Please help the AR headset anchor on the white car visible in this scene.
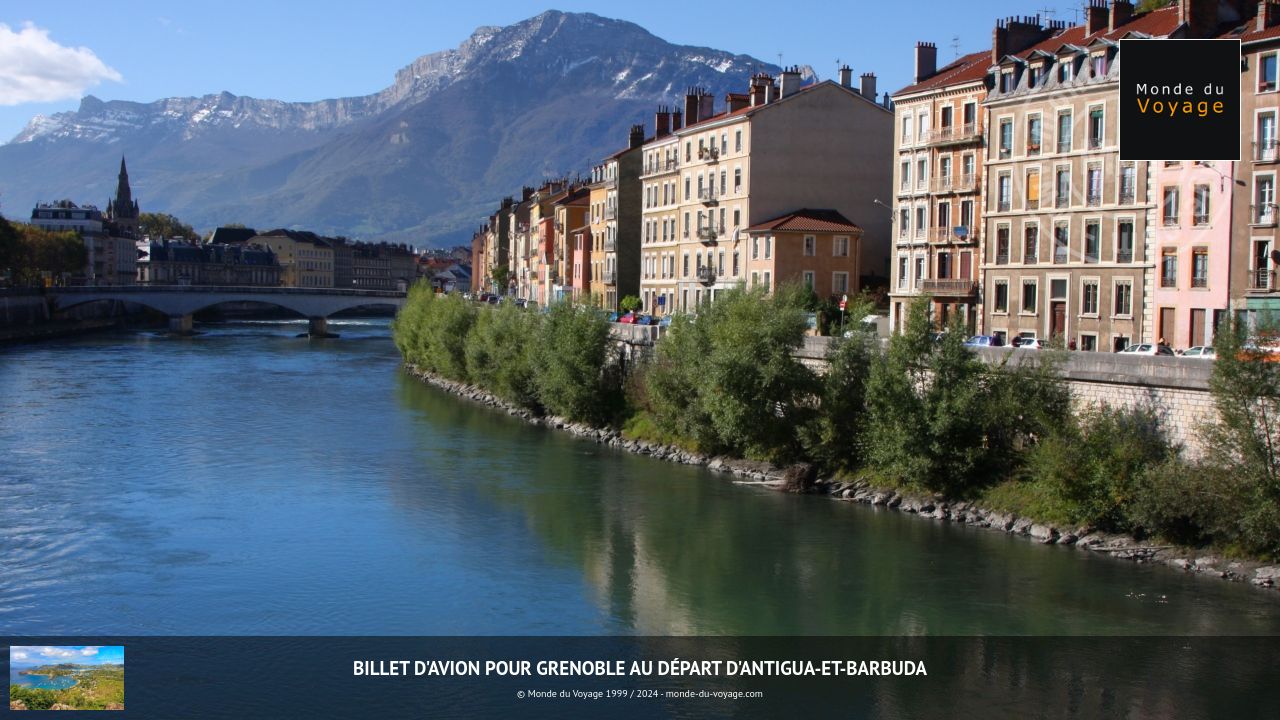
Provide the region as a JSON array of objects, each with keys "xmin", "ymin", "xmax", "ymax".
[
  {"xmin": 1014, "ymin": 337, "xmax": 1045, "ymax": 350},
  {"xmin": 1119, "ymin": 343, "xmax": 1176, "ymax": 356},
  {"xmin": 1181, "ymin": 346, "xmax": 1216, "ymax": 359}
]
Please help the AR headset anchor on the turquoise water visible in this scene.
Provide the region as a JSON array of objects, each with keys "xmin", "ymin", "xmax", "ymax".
[
  {"xmin": 9, "ymin": 667, "xmax": 78, "ymax": 690},
  {"xmin": 1, "ymin": 317, "xmax": 1279, "ymax": 637}
]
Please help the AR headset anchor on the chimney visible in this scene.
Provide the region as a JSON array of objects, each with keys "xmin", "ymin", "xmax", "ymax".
[
  {"xmin": 629, "ymin": 124, "xmax": 645, "ymax": 149},
  {"xmin": 1259, "ymin": 0, "xmax": 1280, "ymax": 30},
  {"xmin": 1109, "ymin": 0, "xmax": 1134, "ymax": 31},
  {"xmin": 522, "ymin": 186, "xmax": 534, "ymax": 202},
  {"xmin": 915, "ymin": 42, "xmax": 938, "ymax": 83},
  {"xmin": 698, "ymin": 89, "xmax": 714, "ymax": 120},
  {"xmin": 764, "ymin": 78, "xmax": 779, "ymax": 103},
  {"xmin": 726, "ymin": 92, "xmax": 749, "ymax": 112},
  {"xmin": 778, "ymin": 66, "xmax": 801, "ymax": 98},
  {"xmin": 749, "ymin": 74, "xmax": 770, "ymax": 106},
  {"xmin": 671, "ymin": 110, "xmax": 683, "ymax": 130},
  {"xmin": 683, "ymin": 87, "xmax": 702, "ymax": 125},
  {"xmin": 992, "ymin": 16, "xmax": 1051, "ymax": 66},
  {"xmin": 838, "ymin": 65, "xmax": 853, "ymax": 88},
  {"xmin": 860, "ymin": 72, "xmax": 877, "ymax": 100},
  {"xmin": 654, "ymin": 106, "xmax": 671, "ymax": 138},
  {"xmin": 1178, "ymin": 0, "xmax": 1217, "ymax": 38},
  {"xmin": 1086, "ymin": 0, "xmax": 1108, "ymax": 35}
]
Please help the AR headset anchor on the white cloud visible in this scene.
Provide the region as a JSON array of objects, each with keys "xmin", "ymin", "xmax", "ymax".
[
  {"xmin": 0, "ymin": 22, "xmax": 122, "ymax": 106},
  {"xmin": 11, "ymin": 649, "xmax": 29, "ymax": 661}
]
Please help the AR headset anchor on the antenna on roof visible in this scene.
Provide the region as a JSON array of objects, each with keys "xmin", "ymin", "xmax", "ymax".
[
  {"xmin": 777, "ymin": 52, "xmax": 783, "ymax": 68},
  {"xmin": 950, "ymin": 36, "xmax": 961, "ymax": 58}
]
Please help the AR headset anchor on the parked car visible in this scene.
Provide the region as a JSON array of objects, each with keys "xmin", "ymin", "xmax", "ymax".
[
  {"xmin": 1180, "ymin": 346, "xmax": 1216, "ymax": 359},
  {"xmin": 487, "ymin": 295, "xmax": 500, "ymax": 304},
  {"xmin": 1119, "ymin": 343, "xmax": 1175, "ymax": 356},
  {"xmin": 607, "ymin": 312, "xmax": 620, "ymax": 323},
  {"xmin": 963, "ymin": 335, "xmax": 1004, "ymax": 347},
  {"xmin": 1014, "ymin": 337, "xmax": 1046, "ymax": 350},
  {"xmin": 635, "ymin": 314, "xmax": 655, "ymax": 326},
  {"xmin": 618, "ymin": 312, "xmax": 636, "ymax": 324},
  {"xmin": 658, "ymin": 315, "xmax": 673, "ymax": 328}
]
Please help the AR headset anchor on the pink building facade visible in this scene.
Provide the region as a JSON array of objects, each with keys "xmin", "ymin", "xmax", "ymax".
[{"xmin": 1151, "ymin": 161, "xmax": 1234, "ymax": 350}]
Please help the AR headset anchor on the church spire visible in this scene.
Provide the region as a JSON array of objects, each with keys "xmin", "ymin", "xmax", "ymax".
[{"xmin": 107, "ymin": 155, "xmax": 140, "ymax": 237}]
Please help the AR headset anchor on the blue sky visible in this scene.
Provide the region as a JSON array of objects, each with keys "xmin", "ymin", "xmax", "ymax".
[
  {"xmin": 0, "ymin": 1, "xmax": 1091, "ymax": 142},
  {"xmin": 9, "ymin": 645, "xmax": 125, "ymax": 667}
]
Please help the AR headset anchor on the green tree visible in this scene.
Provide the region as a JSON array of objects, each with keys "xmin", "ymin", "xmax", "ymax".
[
  {"xmin": 139, "ymin": 212, "xmax": 198, "ymax": 241},
  {"xmin": 531, "ymin": 300, "xmax": 615, "ymax": 424},
  {"xmin": 465, "ymin": 301, "xmax": 540, "ymax": 408},
  {"xmin": 619, "ymin": 295, "xmax": 642, "ymax": 313},
  {"xmin": 418, "ymin": 291, "xmax": 476, "ymax": 380},
  {"xmin": 803, "ymin": 294, "xmax": 876, "ymax": 470},
  {"xmin": 490, "ymin": 265, "xmax": 511, "ymax": 294}
]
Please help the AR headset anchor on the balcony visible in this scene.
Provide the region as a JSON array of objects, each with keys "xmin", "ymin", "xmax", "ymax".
[
  {"xmin": 1057, "ymin": 140, "xmax": 1072, "ymax": 153},
  {"xmin": 1256, "ymin": 140, "xmax": 1278, "ymax": 163},
  {"xmin": 1086, "ymin": 193, "xmax": 1102, "ymax": 207},
  {"xmin": 1253, "ymin": 204, "xmax": 1278, "ymax": 226},
  {"xmin": 697, "ymin": 225, "xmax": 722, "ymax": 243},
  {"xmin": 1055, "ymin": 195, "xmax": 1070, "ymax": 209},
  {"xmin": 697, "ymin": 187, "xmax": 719, "ymax": 205},
  {"xmin": 1053, "ymin": 247, "xmax": 1069, "ymax": 264},
  {"xmin": 1194, "ymin": 213, "xmax": 1210, "ymax": 226},
  {"xmin": 1088, "ymin": 136, "xmax": 1103, "ymax": 150},
  {"xmin": 696, "ymin": 265, "xmax": 716, "ymax": 284},
  {"xmin": 1119, "ymin": 190, "xmax": 1136, "ymax": 205},
  {"xmin": 1117, "ymin": 248, "xmax": 1134, "ymax": 263},
  {"xmin": 927, "ymin": 227, "xmax": 976, "ymax": 244},
  {"xmin": 924, "ymin": 123, "xmax": 981, "ymax": 147},
  {"xmin": 697, "ymin": 146, "xmax": 720, "ymax": 163},
  {"xmin": 643, "ymin": 159, "xmax": 680, "ymax": 175},
  {"xmin": 1191, "ymin": 275, "xmax": 1208, "ymax": 289},
  {"xmin": 995, "ymin": 252, "xmax": 1010, "ymax": 265},
  {"xmin": 1024, "ymin": 247, "xmax": 1038, "ymax": 264},
  {"xmin": 921, "ymin": 279, "xmax": 977, "ymax": 296},
  {"xmin": 603, "ymin": 269, "xmax": 616, "ymax": 285},
  {"xmin": 1026, "ymin": 197, "xmax": 1039, "ymax": 210},
  {"xmin": 1251, "ymin": 268, "xmax": 1273, "ymax": 292}
]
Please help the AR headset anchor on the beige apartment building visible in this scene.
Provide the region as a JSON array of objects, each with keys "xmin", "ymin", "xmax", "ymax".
[
  {"xmin": 253, "ymin": 230, "xmax": 334, "ymax": 288},
  {"xmin": 587, "ymin": 171, "xmax": 610, "ymax": 303},
  {"xmin": 641, "ymin": 68, "xmax": 892, "ymax": 315},
  {"xmin": 979, "ymin": 3, "xmax": 1247, "ymax": 350},
  {"xmin": 1229, "ymin": 4, "xmax": 1280, "ymax": 324},
  {"xmin": 743, "ymin": 209, "xmax": 862, "ymax": 300},
  {"xmin": 890, "ymin": 46, "xmax": 988, "ymax": 333}
]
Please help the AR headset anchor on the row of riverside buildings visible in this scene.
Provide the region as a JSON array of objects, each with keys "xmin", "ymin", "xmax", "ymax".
[
  {"xmin": 27, "ymin": 158, "xmax": 424, "ymax": 291},
  {"xmin": 471, "ymin": 0, "xmax": 1280, "ymax": 353},
  {"xmin": 471, "ymin": 68, "xmax": 895, "ymax": 314},
  {"xmin": 891, "ymin": 0, "xmax": 1280, "ymax": 351}
]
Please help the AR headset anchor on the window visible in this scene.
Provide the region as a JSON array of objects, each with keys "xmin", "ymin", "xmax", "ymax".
[
  {"xmin": 1114, "ymin": 281, "xmax": 1133, "ymax": 316},
  {"xmin": 937, "ymin": 252, "xmax": 951, "ymax": 279},
  {"xmin": 994, "ymin": 280, "xmax": 1009, "ymax": 313},
  {"xmin": 1192, "ymin": 248, "xmax": 1209, "ymax": 288},
  {"xmin": 733, "ymin": 209, "xmax": 740, "ymax": 227},
  {"xmin": 1194, "ymin": 184, "xmax": 1211, "ymax": 225},
  {"xmin": 803, "ymin": 271, "xmax": 815, "ymax": 288},
  {"xmin": 1054, "ymin": 223, "xmax": 1069, "ymax": 264},
  {"xmin": 902, "ymin": 116, "xmax": 912, "ymax": 143},
  {"xmin": 734, "ymin": 168, "xmax": 742, "ymax": 192},
  {"xmin": 898, "ymin": 257, "xmax": 907, "ymax": 288},
  {"xmin": 915, "ymin": 257, "xmax": 925, "ymax": 281},
  {"xmin": 683, "ymin": 253, "xmax": 690, "ymax": 277},
  {"xmin": 1026, "ymin": 168, "xmax": 1040, "ymax": 209},
  {"xmin": 998, "ymin": 173, "xmax": 1012, "ymax": 211},
  {"xmin": 1082, "ymin": 280, "xmax": 1099, "ymax": 315},
  {"xmin": 1091, "ymin": 53, "xmax": 1108, "ymax": 78},
  {"xmin": 960, "ymin": 200, "xmax": 974, "ymax": 229},
  {"xmin": 1057, "ymin": 111, "xmax": 1072, "ymax": 153},
  {"xmin": 1161, "ymin": 248, "xmax": 1178, "ymax": 287},
  {"xmin": 1088, "ymin": 107, "xmax": 1104, "ymax": 149},
  {"xmin": 1000, "ymin": 70, "xmax": 1015, "ymax": 93},
  {"xmin": 995, "ymin": 225, "xmax": 1010, "ymax": 264},
  {"xmin": 1059, "ymin": 60, "xmax": 1072, "ymax": 84},
  {"xmin": 1258, "ymin": 111, "xmax": 1279, "ymax": 162},
  {"xmin": 898, "ymin": 208, "xmax": 909, "ymax": 237},
  {"xmin": 1119, "ymin": 163, "xmax": 1137, "ymax": 204},
  {"xmin": 900, "ymin": 161, "xmax": 910, "ymax": 190},
  {"xmin": 803, "ymin": 235, "xmax": 816, "ymax": 256},
  {"xmin": 1021, "ymin": 280, "xmax": 1038, "ymax": 315},
  {"xmin": 1028, "ymin": 65, "xmax": 1042, "ymax": 87},
  {"xmin": 1027, "ymin": 115, "xmax": 1042, "ymax": 154},
  {"xmin": 763, "ymin": 271, "xmax": 771, "ymax": 291},
  {"xmin": 937, "ymin": 201, "xmax": 951, "ymax": 231},
  {"xmin": 1024, "ymin": 225, "xmax": 1039, "ymax": 264},
  {"xmin": 684, "ymin": 177, "xmax": 691, "ymax": 201},
  {"xmin": 1056, "ymin": 167, "xmax": 1071, "ymax": 208},
  {"xmin": 833, "ymin": 272, "xmax": 849, "ymax": 294},
  {"xmin": 1080, "ymin": 334, "xmax": 1097, "ymax": 352},
  {"xmin": 764, "ymin": 237, "xmax": 772, "ymax": 259},
  {"xmin": 1084, "ymin": 221, "xmax": 1100, "ymax": 263},
  {"xmin": 834, "ymin": 236, "xmax": 850, "ymax": 257},
  {"xmin": 917, "ymin": 158, "xmax": 927, "ymax": 189},
  {"xmin": 939, "ymin": 156, "xmax": 952, "ymax": 184},
  {"xmin": 1086, "ymin": 164, "xmax": 1103, "ymax": 206},
  {"xmin": 735, "ymin": 130, "xmax": 742, "ymax": 153},
  {"xmin": 963, "ymin": 102, "xmax": 976, "ymax": 128},
  {"xmin": 998, "ymin": 119, "xmax": 1013, "ymax": 158},
  {"xmin": 1163, "ymin": 186, "xmax": 1180, "ymax": 226},
  {"xmin": 732, "ymin": 251, "xmax": 740, "ymax": 276},
  {"xmin": 1256, "ymin": 176, "xmax": 1276, "ymax": 223},
  {"xmin": 916, "ymin": 206, "xmax": 927, "ymax": 237},
  {"xmin": 1116, "ymin": 220, "xmax": 1135, "ymax": 262},
  {"xmin": 1261, "ymin": 52, "xmax": 1277, "ymax": 93}
]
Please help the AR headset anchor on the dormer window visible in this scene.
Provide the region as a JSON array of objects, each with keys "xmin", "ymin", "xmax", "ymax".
[
  {"xmin": 1000, "ymin": 70, "xmax": 1015, "ymax": 93},
  {"xmin": 1058, "ymin": 61, "xmax": 1071, "ymax": 83},
  {"xmin": 1091, "ymin": 53, "xmax": 1108, "ymax": 78},
  {"xmin": 1028, "ymin": 65, "xmax": 1042, "ymax": 87}
]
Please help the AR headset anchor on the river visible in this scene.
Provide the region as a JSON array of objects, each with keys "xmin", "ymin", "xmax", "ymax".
[{"xmin": 1, "ymin": 317, "xmax": 1279, "ymax": 638}]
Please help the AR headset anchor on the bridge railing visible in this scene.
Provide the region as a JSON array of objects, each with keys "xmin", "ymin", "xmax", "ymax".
[{"xmin": 49, "ymin": 285, "xmax": 407, "ymax": 299}]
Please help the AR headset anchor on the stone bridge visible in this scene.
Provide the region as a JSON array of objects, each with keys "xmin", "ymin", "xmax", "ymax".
[{"xmin": 49, "ymin": 285, "xmax": 407, "ymax": 335}]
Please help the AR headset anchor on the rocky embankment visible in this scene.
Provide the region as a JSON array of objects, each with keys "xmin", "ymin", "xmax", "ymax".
[{"xmin": 406, "ymin": 365, "xmax": 1280, "ymax": 594}]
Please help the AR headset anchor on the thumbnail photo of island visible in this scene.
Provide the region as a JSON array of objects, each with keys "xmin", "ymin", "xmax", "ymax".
[{"xmin": 9, "ymin": 646, "xmax": 124, "ymax": 711}]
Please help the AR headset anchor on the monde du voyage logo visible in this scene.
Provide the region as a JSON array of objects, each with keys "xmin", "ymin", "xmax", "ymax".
[{"xmin": 1120, "ymin": 38, "xmax": 1241, "ymax": 161}]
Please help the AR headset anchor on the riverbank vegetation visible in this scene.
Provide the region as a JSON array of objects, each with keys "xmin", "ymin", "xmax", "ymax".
[
  {"xmin": 0, "ymin": 217, "xmax": 87, "ymax": 287},
  {"xmin": 393, "ymin": 283, "xmax": 1280, "ymax": 560}
]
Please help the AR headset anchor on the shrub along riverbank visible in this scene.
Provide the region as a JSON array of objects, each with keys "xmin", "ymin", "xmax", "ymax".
[{"xmin": 393, "ymin": 283, "xmax": 1280, "ymax": 562}]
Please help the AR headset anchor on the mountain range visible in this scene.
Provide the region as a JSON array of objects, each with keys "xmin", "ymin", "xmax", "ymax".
[{"xmin": 0, "ymin": 11, "xmax": 809, "ymax": 247}]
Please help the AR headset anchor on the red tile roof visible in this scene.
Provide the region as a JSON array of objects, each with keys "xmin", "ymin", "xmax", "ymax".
[
  {"xmin": 745, "ymin": 209, "xmax": 861, "ymax": 234},
  {"xmin": 893, "ymin": 50, "xmax": 990, "ymax": 97}
]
